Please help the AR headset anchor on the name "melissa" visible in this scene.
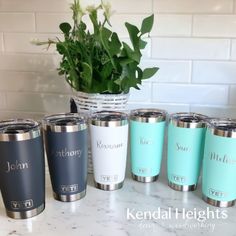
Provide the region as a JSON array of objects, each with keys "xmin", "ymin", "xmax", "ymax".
[{"xmin": 209, "ymin": 152, "xmax": 236, "ymax": 165}]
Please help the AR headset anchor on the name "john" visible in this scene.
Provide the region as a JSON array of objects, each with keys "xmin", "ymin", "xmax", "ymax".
[{"xmin": 5, "ymin": 160, "xmax": 29, "ymax": 173}]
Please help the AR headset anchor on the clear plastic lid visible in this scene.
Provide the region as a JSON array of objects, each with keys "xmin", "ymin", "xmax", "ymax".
[
  {"xmin": 43, "ymin": 113, "xmax": 87, "ymax": 132},
  {"xmin": 169, "ymin": 112, "xmax": 207, "ymax": 128},
  {"xmin": 130, "ymin": 109, "xmax": 167, "ymax": 123},
  {"xmin": 0, "ymin": 119, "xmax": 40, "ymax": 141},
  {"xmin": 90, "ymin": 111, "xmax": 128, "ymax": 127}
]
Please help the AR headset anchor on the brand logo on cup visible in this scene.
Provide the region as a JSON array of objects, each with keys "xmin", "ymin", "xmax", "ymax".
[
  {"xmin": 209, "ymin": 188, "xmax": 228, "ymax": 198},
  {"xmin": 171, "ymin": 174, "xmax": 186, "ymax": 183},
  {"xmin": 60, "ymin": 184, "xmax": 79, "ymax": 193},
  {"xmin": 138, "ymin": 167, "xmax": 151, "ymax": 174},
  {"xmin": 100, "ymin": 175, "xmax": 118, "ymax": 182},
  {"xmin": 11, "ymin": 199, "xmax": 33, "ymax": 210}
]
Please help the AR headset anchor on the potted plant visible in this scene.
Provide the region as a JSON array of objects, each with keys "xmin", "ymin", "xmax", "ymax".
[
  {"xmin": 34, "ymin": 0, "xmax": 158, "ymax": 107},
  {"xmin": 34, "ymin": 0, "xmax": 158, "ymax": 172}
]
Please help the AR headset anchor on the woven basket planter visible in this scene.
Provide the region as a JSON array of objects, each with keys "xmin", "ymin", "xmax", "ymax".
[{"xmin": 71, "ymin": 91, "xmax": 129, "ymax": 173}]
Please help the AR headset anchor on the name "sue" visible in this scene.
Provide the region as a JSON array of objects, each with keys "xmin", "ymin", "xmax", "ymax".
[{"xmin": 176, "ymin": 143, "xmax": 190, "ymax": 152}]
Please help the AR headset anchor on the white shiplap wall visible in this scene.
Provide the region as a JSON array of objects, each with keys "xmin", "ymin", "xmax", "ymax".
[{"xmin": 0, "ymin": 0, "xmax": 236, "ymax": 119}]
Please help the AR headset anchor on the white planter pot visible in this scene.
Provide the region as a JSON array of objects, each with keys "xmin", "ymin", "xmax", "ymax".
[
  {"xmin": 72, "ymin": 91, "xmax": 129, "ymax": 112},
  {"xmin": 71, "ymin": 91, "xmax": 129, "ymax": 173}
]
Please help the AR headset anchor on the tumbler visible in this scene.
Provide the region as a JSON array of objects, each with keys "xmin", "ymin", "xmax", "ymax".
[
  {"xmin": 90, "ymin": 111, "xmax": 129, "ymax": 191},
  {"xmin": 0, "ymin": 119, "xmax": 45, "ymax": 219},
  {"xmin": 130, "ymin": 109, "xmax": 167, "ymax": 182},
  {"xmin": 43, "ymin": 113, "xmax": 87, "ymax": 202},
  {"xmin": 167, "ymin": 113, "xmax": 207, "ymax": 191},
  {"xmin": 202, "ymin": 119, "xmax": 236, "ymax": 207}
]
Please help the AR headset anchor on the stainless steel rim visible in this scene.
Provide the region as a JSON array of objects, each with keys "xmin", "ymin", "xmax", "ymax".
[
  {"xmin": 130, "ymin": 109, "xmax": 166, "ymax": 123},
  {"xmin": 168, "ymin": 181, "xmax": 197, "ymax": 192},
  {"xmin": 132, "ymin": 173, "xmax": 158, "ymax": 183},
  {"xmin": 6, "ymin": 203, "xmax": 45, "ymax": 219},
  {"xmin": 202, "ymin": 195, "xmax": 235, "ymax": 208},
  {"xmin": 43, "ymin": 113, "xmax": 87, "ymax": 133},
  {"xmin": 169, "ymin": 112, "xmax": 207, "ymax": 128},
  {"xmin": 53, "ymin": 190, "xmax": 86, "ymax": 202},
  {"xmin": 90, "ymin": 111, "xmax": 128, "ymax": 127},
  {"xmin": 94, "ymin": 181, "xmax": 123, "ymax": 191},
  {"xmin": 0, "ymin": 119, "xmax": 41, "ymax": 142},
  {"xmin": 207, "ymin": 119, "xmax": 236, "ymax": 138}
]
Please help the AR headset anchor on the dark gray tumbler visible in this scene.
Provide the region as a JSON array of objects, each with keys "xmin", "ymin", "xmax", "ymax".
[
  {"xmin": 0, "ymin": 119, "xmax": 45, "ymax": 219},
  {"xmin": 43, "ymin": 113, "xmax": 87, "ymax": 202}
]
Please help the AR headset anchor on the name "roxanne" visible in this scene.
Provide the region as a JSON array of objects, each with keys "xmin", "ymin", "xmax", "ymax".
[{"xmin": 97, "ymin": 141, "xmax": 123, "ymax": 150}]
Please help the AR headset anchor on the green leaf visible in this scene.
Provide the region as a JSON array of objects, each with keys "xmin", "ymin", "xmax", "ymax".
[
  {"xmin": 110, "ymin": 33, "xmax": 122, "ymax": 56},
  {"xmin": 100, "ymin": 27, "xmax": 118, "ymax": 70},
  {"xmin": 121, "ymin": 76, "xmax": 140, "ymax": 93},
  {"xmin": 100, "ymin": 27, "xmax": 112, "ymax": 50},
  {"xmin": 119, "ymin": 57, "xmax": 134, "ymax": 66},
  {"xmin": 142, "ymin": 67, "xmax": 159, "ymax": 80},
  {"xmin": 125, "ymin": 22, "xmax": 140, "ymax": 51},
  {"xmin": 69, "ymin": 73, "xmax": 79, "ymax": 90},
  {"xmin": 117, "ymin": 62, "xmax": 141, "ymax": 93},
  {"xmin": 107, "ymin": 81, "xmax": 120, "ymax": 93},
  {"xmin": 136, "ymin": 67, "xmax": 143, "ymax": 81},
  {"xmin": 80, "ymin": 21, "xmax": 87, "ymax": 31},
  {"xmin": 122, "ymin": 42, "xmax": 141, "ymax": 63},
  {"xmin": 100, "ymin": 62, "xmax": 113, "ymax": 79},
  {"xmin": 59, "ymin": 22, "xmax": 72, "ymax": 36},
  {"xmin": 141, "ymin": 14, "xmax": 154, "ymax": 35},
  {"xmin": 56, "ymin": 43, "xmax": 66, "ymax": 55},
  {"xmin": 89, "ymin": 10, "xmax": 99, "ymax": 35},
  {"xmin": 80, "ymin": 62, "xmax": 93, "ymax": 90},
  {"xmin": 90, "ymin": 69, "xmax": 110, "ymax": 93},
  {"xmin": 139, "ymin": 39, "xmax": 147, "ymax": 49}
]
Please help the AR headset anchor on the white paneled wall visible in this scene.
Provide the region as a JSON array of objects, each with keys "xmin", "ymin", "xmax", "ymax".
[{"xmin": 0, "ymin": 0, "xmax": 236, "ymax": 119}]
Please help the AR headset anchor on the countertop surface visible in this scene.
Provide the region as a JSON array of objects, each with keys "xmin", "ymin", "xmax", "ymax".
[{"xmin": 0, "ymin": 173, "xmax": 236, "ymax": 236}]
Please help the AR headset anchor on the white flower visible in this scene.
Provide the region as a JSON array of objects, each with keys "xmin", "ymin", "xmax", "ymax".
[
  {"xmin": 101, "ymin": 1, "xmax": 112, "ymax": 19},
  {"xmin": 30, "ymin": 38, "xmax": 43, "ymax": 45},
  {"xmin": 71, "ymin": 0, "xmax": 85, "ymax": 24},
  {"xmin": 86, "ymin": 4, "xmax": 96, "ymax": 13}
]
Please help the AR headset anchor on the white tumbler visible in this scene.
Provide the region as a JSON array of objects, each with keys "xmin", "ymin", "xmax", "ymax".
[{"xmin": 90, "ymin": 111, "xmax": 129, "ymax": 191}]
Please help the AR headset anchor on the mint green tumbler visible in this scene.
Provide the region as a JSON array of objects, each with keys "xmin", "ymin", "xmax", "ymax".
[
  {"xmin": 202, "ymin": 119, "xmax": 236, "ymax": 207},
  {"xmin": 130, "ymin": 109, "xmax": 167, "ymax": 183},
  {"xmin": 167, "ymin": 113, "xmax": 207, "ymax": 191}
]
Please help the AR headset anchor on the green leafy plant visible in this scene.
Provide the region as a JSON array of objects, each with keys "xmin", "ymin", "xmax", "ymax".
[{"xmin": 34, "ymin": 0, "xmax": 158, "ymax": 94}]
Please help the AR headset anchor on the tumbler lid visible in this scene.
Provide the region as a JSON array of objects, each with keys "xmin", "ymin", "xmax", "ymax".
[
  {"xmin": 90, "ymin": 111, "xmax": 128, "ymax": 127},
  {"xmin": 43, "ymin": 113, "xmax": 87, "ymax": 132},
  {"xmin": 130, "ymin": 109, "xmax": 167, "ymax": 123},
  {"xmin": 0, "ymin": 119, "xmax": 41, "ymax": 141},
  {"xmin": 170, "ymin": 112, "xmax": 207, "ymax": 128},
  {"xmin": 207, "ymin": 118, "xmax": 236, "ymax": 138}
]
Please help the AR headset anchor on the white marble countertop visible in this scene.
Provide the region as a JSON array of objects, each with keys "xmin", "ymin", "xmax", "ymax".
[{"xmin": 0, "ymin": 172, "xmax": 236, "ymax": 236}]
